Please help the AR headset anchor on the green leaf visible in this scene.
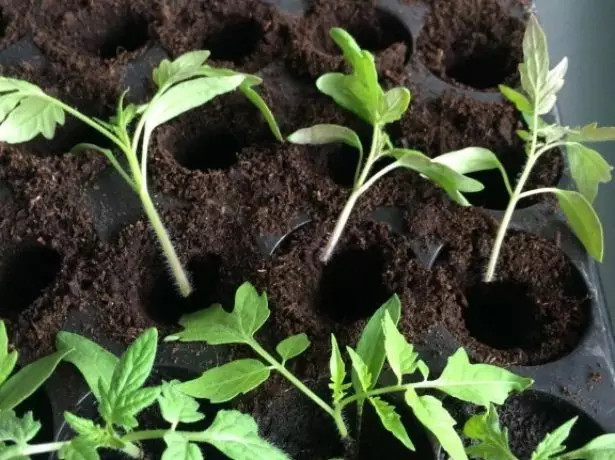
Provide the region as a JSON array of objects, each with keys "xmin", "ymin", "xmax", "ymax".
[
  {"xmin": 167, "ymin": 282, "xmax": 269, "ymax": 344},
  {"xmin": 153, "ymin": 50, "xmax": 211, "ymax": 89},
  {"xmin": 433, "ymin": 147, "xmax": 511, "ymax": 196},
  {"xmin": 390, "ymin": 149, "xmax": 485, "ymax": 206},
  {"xmin": 464, "ymin": 405, "xmax": 518, "ymax": 460},
  {"xmin": 353, "ymin": 295, "xmax": 401, "ymax": 397},
  {"xmin": 0, "ymin": 321, "xmax": 18, "ymax": 387},
  {"xmin": 521, "ymin": 15, "xmax": 549, "ymax": 98},
  {"xmin": 566, "ymin": 143, "xmax": 613, "ymax": 203},
  {"xmin": 346, "ymin": 347, "xmax": 372, "ymax": 392},
  {"xmin": 329, "ymin": 335, "xmax": 350, "ymax": 403},
  {"xmin": 551, "ymin": 189, "xmax": 604, "ymax": 261},
  {"xmin": 405, "ymin": 389, "xmax": 467, "ymax": 460},
  {"xmin": 159, "ymin": 380, "xmax": 205, "ymax": 425},
  {"xmin": 180, "ymin": 359, "xmax": 270, "ymax": 404},
  {"xmin": 382, "ymin": 311, "xmax": 427, "ymax": 384},
  {"xmin": 0, "ymin": 411, "xmax": 40, "ymax": 445},
  {"xmin": 145, "ymin": 75, "xmax": 245, "ymax": 133},
  {"xmin": 316, "ymin": 28, "xmax": 382, "ymax": 124},
  {"xmin": 239, "ymin": 84, "xmax": 283, "ymax": 142},
  {"xmin": 0, "ymin": 95, "xmax": 65, "ymax": 143},
  {"xmin": 98, "ymin": 328, "xmax": 158, "ymax": 428},
  {"xmin": 200, "ymin": 410, "xmax": 290, "ymax": 460},
  {"xmin": 380, "ymin": 87, "xmax": 411, "ymax": 124},
  {"xmin": 0, "ymin": 349, "xmax": 72, "ymax": 411},
  {"xmin": 276, "ymin": 334, "xmax": 310, "ymax": 363},
  {"xmin": 369, "ymin": 397, "xmax": 415, "ymax": 451},
  {"xmin": 58, "ymin": 437, "xmax": 100, "ymax": 460},
  {"xmin": 162, "ymin": 432, "xmax": 203, "ymax": 460},
  {"xmin": 560, "ymin": 434, "xmax": 615, "ymax": 459},
  {"xmin": 63, "ymin": 413, "xmax": 122, "ymax": 449},
  {"xmin": 499, "ymin": 85, "xmax": 532, "ymax": 113},
  {"xmin": 287, "ymin": 124, "xmax": 363, "ymax": 153},
  {"xmin": 531, "ymin": 417, "xmax": 577, "ymax": 460},
  {"xmin": 568, "ymin": 122, "xmax": 615, "ymax": 143},
  {"xmin": 55, "ymin": 332, "xmax": 119, "ymax": 403},
  {"xmin": 437, "ymin": 349, "xmax": 533, "ymax": 406}
]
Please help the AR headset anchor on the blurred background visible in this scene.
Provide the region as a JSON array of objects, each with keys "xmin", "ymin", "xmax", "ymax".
[{"xmin": 537, "ymin": 0, "xmax": 615, "ymax": 326}]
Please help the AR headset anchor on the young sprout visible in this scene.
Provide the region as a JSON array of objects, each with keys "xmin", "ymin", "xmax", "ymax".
[
  {"xmin": 464, "ymin": 404, "xmax": 615, "ymax": 459},
  {"xmin": 288, "ymin": 28, "xmax": 505, "ymax": 263},
  {"xmin": 484, "ymin": 15, "xmax": 615, "ymax": 282},
  {"xmin": 167, "ymin": 282, "xmax": 533, "ymax": 459},
  {"xmin": 0, "ymin": 319, "xmax": 289, "ymax": 460},
  {"xmin": 0, "ymin": 51, "xmax": 282, "ymax": 297}
]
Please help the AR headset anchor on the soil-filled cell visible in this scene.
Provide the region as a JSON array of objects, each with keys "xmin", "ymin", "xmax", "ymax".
[
  {"xmin": 288, "ymin": 4, "xmax": 412, "ymax": 80},
  {"xmin": 317, "ymin": 247, "xmax": 392, "ymax": 322},
  {"xmin": 442, "ymin": 229, "xmax": 591, "ymax": 365},
  {"xmin": 175, "ymin": 132, "xmax": 242, "ymax": 172},
  {"xmin": 417, "ymin": 0, "xmax": 524, "ymax": 90},
  {"xmin": 142, "ymin": 254, "xmax": 222, "ymax": 326},
  {"xmin": 0, "ymin": 245, "xmax": 62, "ymax": 319},
  {"xmin": 464, "ymin": 280, "xmax": 543, "ymax": 350},
  {"xmin": 204, "ymin": 16, "xmax": 263, "ymax": 65}
]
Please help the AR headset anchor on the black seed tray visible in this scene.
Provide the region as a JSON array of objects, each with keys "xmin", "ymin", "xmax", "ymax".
[{"xmin": 0, "ymin": 0, "xmax": 613, "ymax": 458}]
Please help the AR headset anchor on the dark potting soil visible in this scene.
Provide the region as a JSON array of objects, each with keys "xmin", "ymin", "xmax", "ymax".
[{"xmin": 0, "ymin": 0, "xmax": 593, "ymax": 457}]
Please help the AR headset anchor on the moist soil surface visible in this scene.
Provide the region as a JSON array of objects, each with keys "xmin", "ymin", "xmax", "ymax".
[{"xmin": 0, "ymin": 0, "xmax": 592, "ymax": 458}]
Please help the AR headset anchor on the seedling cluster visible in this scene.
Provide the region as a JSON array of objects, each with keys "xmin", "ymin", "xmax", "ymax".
[
  {"xmin": 1, "ymin": 11, "xmax": 614, "ymax": 460},
  {"xmin": 0, "ymin": 51, "xmax": 281, "ymax": 297}
]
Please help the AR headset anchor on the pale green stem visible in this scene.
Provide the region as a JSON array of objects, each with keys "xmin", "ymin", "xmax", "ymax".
[
  {"xmin": 518, "ymin": 187, "xmax": 557, "ymax": 199},
  {"xmin": 11, "ymin": 441, "xmax": 67, "ymax": 457},
  {"xmin": 139, "ymin": 189, "xmax": 192, "ymax": 297},
  {"xmin": 484, "ymin": 106, "xmax": 541, "ymax": 282},
  {"xmin": 321, "ymin": 125, "xmax": 382, "ymax": 263},
  {"xmin": 249, "ymin": 340, "xmax": 335, "ymax": 417}
]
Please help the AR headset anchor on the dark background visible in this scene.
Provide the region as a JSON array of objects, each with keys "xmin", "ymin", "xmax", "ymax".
[{"xmin": 537, "ymin": 0, "xmax": 615, "ymax": 325}]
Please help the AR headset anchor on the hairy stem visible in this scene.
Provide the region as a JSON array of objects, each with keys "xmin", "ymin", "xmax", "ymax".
[
  {"xmin": 321, "ymin": 125, "xmax": 381, "ymax": 263},
  {"xmin": 484, "ymin": 107, "xmax": 541, "ymax": 282},
  {"xmin": 139, "ymin": 190, "xmax": 193, "ymax": 297}
]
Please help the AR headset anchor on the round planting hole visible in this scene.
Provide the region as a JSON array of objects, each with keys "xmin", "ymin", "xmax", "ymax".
[
  {"xmin": 0, "ymin": 245, "xmax": 62, "ymax": 319},
  {"xmin": 98, "ymin": 14, "xmax": 149, "ymax": 59},
  {"xmin": 320, "ymin": 8, "xmax": 413, "ymax": 62},
  {"xmin": 327, "ymin": 143, "xmax": 361, "ymax": 188},
  {"xmin": 143, "ymin": 254, "xmax": 222, "ymax": 325},
  {"xmin": 317, "ymin": 247, "xmax": 391, "ymax": 322},
  {"xmin": 464, "ymin": 280, "xmax": 543, "ymax": 350},
  {"xmin": 174, "ymin": 131, "xmax": 241, "ymax": 172},
  {"xmin": 204, "ymin": 16, "xmax": 263, "ymax": 64},
  {"xmin": 445, "ymin": 41, "xmax": 517, "ymax": 90}
]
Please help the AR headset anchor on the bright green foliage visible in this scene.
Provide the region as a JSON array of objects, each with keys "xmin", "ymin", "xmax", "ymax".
[
  {"xmin": 288, "ymin": 27, "xmax": 500, "ymax": 262},
  {"xmin": 486, "ymin": 15, "xmax": 615, "ymax": 281},
  {"xmin": 329, "ymin": 335, "xmax": 351, "ymax": 403},
  {"xmin": 169, "ymin": 282, "xmax": 533, "ymax": 459},
  {"xmin": 0, "ymin": 322, "xmax": 17, "ymax": 388},
  {"xmin": 180, "ymin": 359, "xmax": 271, "ymax": 403},
  {"xmin": 436, "ymin": 349, "xmax": 533, "ymax": 406},
  {"xmin": 158, "ymin": 380, "xmax": 205, "ymax": 426},
  {"xmin": 55, "ymin": 332, "xmax": 118, "ymax": 403},
  {"xmin": 465, "ymin": 404, "xmax": 615, "ymax": 460},
  {"xmin": 0, "ymin": 321, "xmax": 286, "ymax": 460},
  {"xmin": 166, "ymin": 282, "xmax": 270, "ymax": 344},
  {"xmin": 0, "ymin": 51, "xmax": 282, "ymax": 297},
  {"xmin": 0, "ymin": 347, "xmax": 71, "ymax": 412},
  {"xmin": 98, "ymin": 329, "xmax": 160, "ymax": 429},
  {"xmin": 276, "ymin": 334, "xmax": 311, "ymax": 363}
]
